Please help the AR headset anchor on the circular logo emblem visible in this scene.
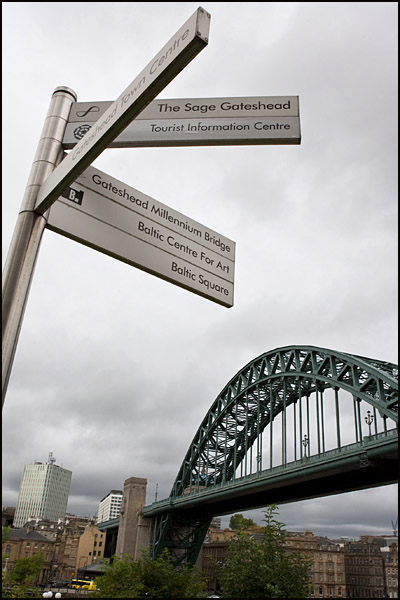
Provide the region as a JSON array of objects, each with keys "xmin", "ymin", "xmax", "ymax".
[{"xmin": 73, "ymin": 124, "xmax": 92, "ymax": 140}]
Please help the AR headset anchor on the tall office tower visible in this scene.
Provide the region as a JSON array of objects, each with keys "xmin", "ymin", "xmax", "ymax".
[
  {"xmin": 97, "ymin": 490, "xmax": 123, "ymax": 524},
  {"xmin": 13, "ymin": 452, "xmax": 72, "ymax": 528}
]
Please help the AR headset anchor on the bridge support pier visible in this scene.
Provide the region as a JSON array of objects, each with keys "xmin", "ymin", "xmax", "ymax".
[{"xmin": 115, "ymin": 477, "xmax": 151, "ymax": 559}]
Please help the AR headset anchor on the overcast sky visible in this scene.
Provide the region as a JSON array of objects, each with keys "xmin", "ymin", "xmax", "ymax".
[{"xmin": 2, "ymin": 2, "xmax": 398, "ymax": 539}]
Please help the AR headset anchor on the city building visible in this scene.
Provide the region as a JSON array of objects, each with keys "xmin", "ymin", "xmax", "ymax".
[
  {"xmin": 75, "ymin": 523, "xmax": 106, "ymax": 570},
  {"xmin": 2, "ymin": 516, "xmax": 107, "ymax": 584},
  {"xmin": 2, "ymin": 527, "xmax": 54, "ymax": 584},
  {"xmin": 13, "ymin": 453, "xmax": 72, "ymax": 528},
  {"xmin": 382, "ymin": 543, "xmax": 398, "ymax": 599},
  {"xmin": 37, "ymin": 516, "xmax": 102, "ymax": 582},
  {"xmin": 201, "ymin": 526, "xmax": 348, "ymax": 598},
  {"xmin": 344, "ymin": 538, "xmax": 385, "ymax": 598},
  {"xmin": 2, "ymin": 506, "xmax": 15, "ymax": 527},
  {"xmin": 97, "ymin": 490, "xmax": 123, "ymax": 524},
  {"xmin": 285, "ymin": 531, "xmax": 346, "ymax": 599}
]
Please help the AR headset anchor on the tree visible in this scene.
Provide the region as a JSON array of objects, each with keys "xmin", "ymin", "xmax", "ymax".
[
  {"xmin": 2, "ymin": 553, "xmax": 44, "ymax": 598},
  {"xmin": 8, "ymin": 553, "xmax": 44, "ymax": 585},
  {"xmin": 229, "ymin": 513, "xmax": 257, "ymax": 530},
  {"xmin": 2, "ymin": 527, "xmax": 11, "ymax": 544},
  {"xmin": 217, "ymin": 505, "xmax": 312, "ymax": 598},
  {"xmin": 94, "ymin": 547, "xmax": 206, "ymax": 598}
]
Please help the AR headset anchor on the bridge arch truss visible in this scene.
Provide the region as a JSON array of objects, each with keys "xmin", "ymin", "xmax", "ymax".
[
  {"xmin": 147, "ymin": 346, "xmax": 398, "ymax": 565},
  {"xmin": 171, "ymin": 346, "xmax": 397, "ymax": 497}
]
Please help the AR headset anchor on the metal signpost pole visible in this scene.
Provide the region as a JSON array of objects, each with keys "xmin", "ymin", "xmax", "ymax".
[{"xmin": 2, "ymin": 87, "xmax": 77, "ymax": 407}]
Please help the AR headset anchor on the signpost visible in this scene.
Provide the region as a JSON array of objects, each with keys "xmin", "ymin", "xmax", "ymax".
[
  {"xmin": 35, "ymin": 6, "xmax": 210, "ymax": 214},
  {"xmin": 63, "ymin": 96, "xmax": 301, "ymax": 148},
  {"xmin": 2, "ymin": 3, "xmax": 302, "ymax": 405},
  {"xmin": 47, "ymin": 166, "xmax": 235, "ymax": 307},
  {"xmin": 3, "ymin": 7, "xmax": 211, "ymax": 404}
]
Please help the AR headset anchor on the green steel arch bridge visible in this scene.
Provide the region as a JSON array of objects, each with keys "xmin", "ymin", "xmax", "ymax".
[{"xmin": 142, "ymin": 345, "xmax": 398, "ymax": 566}]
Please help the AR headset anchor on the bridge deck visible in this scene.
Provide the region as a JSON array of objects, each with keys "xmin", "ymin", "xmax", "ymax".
[{"xmin": 143, "ymin": 430, "xmax": 398, "ymax": 517}]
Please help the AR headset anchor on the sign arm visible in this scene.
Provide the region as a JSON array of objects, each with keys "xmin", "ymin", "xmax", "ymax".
[{"xmin": 34, "ymin": 7, "xmax": 211, "ymax": 215}]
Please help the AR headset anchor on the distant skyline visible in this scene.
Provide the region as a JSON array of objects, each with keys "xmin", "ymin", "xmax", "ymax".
[{"xmin": 2, "ymin": 2, "xmax": 397, "ymax": 541}]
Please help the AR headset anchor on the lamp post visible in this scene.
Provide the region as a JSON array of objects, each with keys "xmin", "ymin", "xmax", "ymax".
[
  {"xmin": 256, "ymin": 452, "xmax": 262, "ymax": 473},
  {"xmin": 365, "ymin": 410, "xmax": 374, "ymax": 437},
  {"xmin": 302, "ymin": 434, "xmax": 309, "ymax": 459}
]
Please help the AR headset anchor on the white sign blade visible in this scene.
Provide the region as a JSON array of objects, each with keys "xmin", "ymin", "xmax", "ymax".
[
  {"xmin": 46, "ymin": 166, "xmax": 235, "ymax": 308},
  {"xmin": 35, "ymin": 7, "xmax": 210, "ymax": 214},
  {"xmin": 67, "ymin": 97, "xmax": 300, "ymax": 122},
  {"xmin": 63, "ymin": 96, "xmax": 301, "ymax": 148}
]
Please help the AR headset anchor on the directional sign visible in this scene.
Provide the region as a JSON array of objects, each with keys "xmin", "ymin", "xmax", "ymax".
[
  {"xmin": 35, "ymin": 6, "xmax": 211, "ymax": 214},
  {"xmin": 63, "ymin": 96, "xmax": 301, "ymax": 148},
  {"xmin": 46, "ymin": 166, "xmax": 235, "ymax": 308}
]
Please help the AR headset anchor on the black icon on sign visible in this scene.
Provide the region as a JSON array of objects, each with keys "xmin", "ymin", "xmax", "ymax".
[
  {"xmin": 62, "ymin": 187, "xmax": 84, "ymax": 205},
  {"xmin": 76, "ymin": 106, "xmax": 100, "ymax": 117},
  {"xmin": 73, "ymin": 124, "xmax": 92, "ymax": 140}
]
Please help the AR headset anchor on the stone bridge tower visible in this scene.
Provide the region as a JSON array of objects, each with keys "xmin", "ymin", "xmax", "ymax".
[{"xmin": 115, "ymin": 477, "xmax": 151, "ymax": 559}]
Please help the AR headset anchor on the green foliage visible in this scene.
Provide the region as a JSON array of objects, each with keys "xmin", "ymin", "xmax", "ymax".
[
  {"xmin": 8, "ymin": 552, "xmax": 44, "ymax": 585},
  {"xmin": 2, "ymin": 581, "xmax": 42, "ymax": 598},
  {"xmin": 229, "ymin": 513, "xmax": 257, "ymax": 530},
  {"xmin": 2, "ymin": 527, "xmax": 11, "ymax": 544},
  {"xmin": 94, "ymin": 547, "xmax": 206, "ymax": 598},
  {"xmin": 217, "ymin": 505, "xmax": 312, "ymax": 598},
  {"xmin": 2, "ymin": 553, "xmax": 44, "ymax": 598}
]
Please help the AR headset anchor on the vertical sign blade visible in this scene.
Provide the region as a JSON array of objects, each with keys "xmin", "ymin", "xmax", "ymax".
[{"xmin": 35, "ymin": 6, "xmax": 210, "ymax": 214}]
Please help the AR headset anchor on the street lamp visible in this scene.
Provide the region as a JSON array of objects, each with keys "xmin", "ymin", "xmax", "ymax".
[
  {"xmin": 365, "ymin": 410, "xmax": 374, "ymax": 437},
  {"xmin": 302, "ymin": 434, "xmax": 309, "ymax": 458},
  {"xmin": 256, "ymin": 452, "xmax": 261, "ymax": 472}
]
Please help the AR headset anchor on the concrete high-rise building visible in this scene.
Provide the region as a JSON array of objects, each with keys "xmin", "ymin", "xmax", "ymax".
[
  {"xmin": 97, "ymin": 490, "xmax": 123, "ymax": 524},
  {"xmin": 13, "ymin": 453, "xmax": 72, "ymax": 528}
]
